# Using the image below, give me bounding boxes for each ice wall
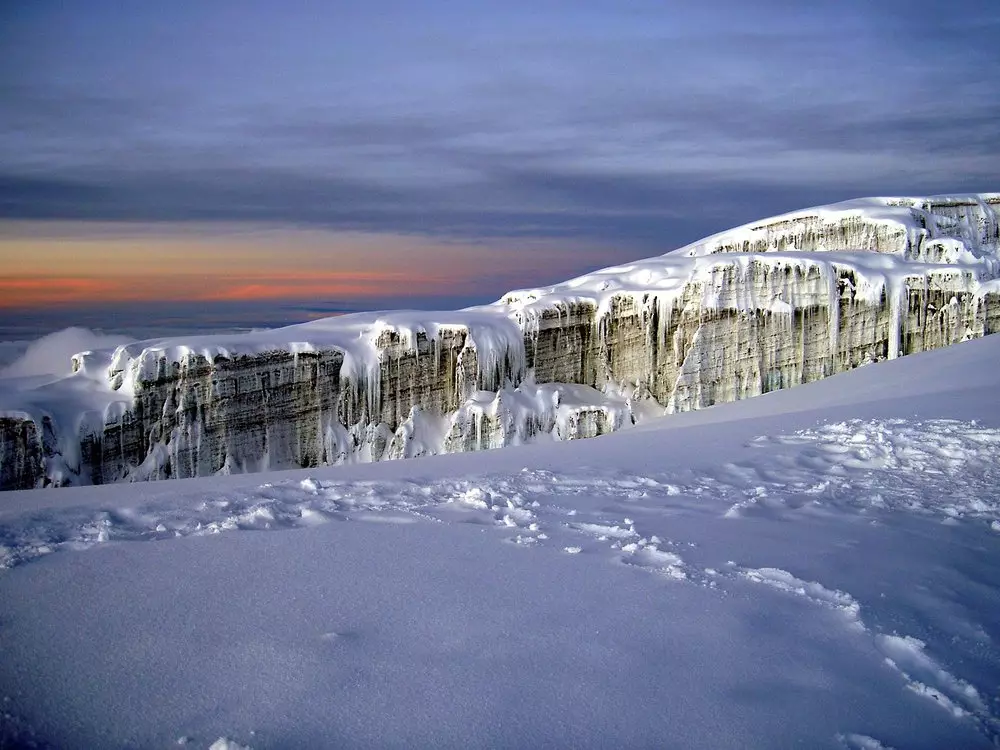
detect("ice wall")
[0,416,43,491]
[683,194,1000,261]
[2,193,999,490]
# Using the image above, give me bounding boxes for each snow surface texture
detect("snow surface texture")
[2,193,1000,489]
[1,335,999,748]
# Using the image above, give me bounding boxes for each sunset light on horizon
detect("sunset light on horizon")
[0,222,616,309]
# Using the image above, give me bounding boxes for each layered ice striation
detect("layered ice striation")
[3,193,1000,489]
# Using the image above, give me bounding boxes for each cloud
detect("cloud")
[1,0,998,256]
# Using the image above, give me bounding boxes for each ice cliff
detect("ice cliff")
[3,193,1000,490]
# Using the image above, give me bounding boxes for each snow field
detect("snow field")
[2,413,998,747]
[7,411,997,574]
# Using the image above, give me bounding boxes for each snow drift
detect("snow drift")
[2,193,999,490]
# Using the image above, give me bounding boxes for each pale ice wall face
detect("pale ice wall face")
[682,194,1000,261]
[2,193,999,490]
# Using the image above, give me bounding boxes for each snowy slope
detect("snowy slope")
[1,335,998,749]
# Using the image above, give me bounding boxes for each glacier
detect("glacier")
[2,192,999,490]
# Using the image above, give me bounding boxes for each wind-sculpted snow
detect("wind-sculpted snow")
[836,736,898,750]
[875,635,992,724]
[730,418,1000,524]
[1,414,998,746]
[3,193,1000,489]
[739,568,863,625]
[7,416,998,570]
[0,469,679,571]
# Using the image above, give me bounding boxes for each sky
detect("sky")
[1,0,998,314]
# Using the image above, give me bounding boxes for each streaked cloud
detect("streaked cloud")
[1,0,997,308]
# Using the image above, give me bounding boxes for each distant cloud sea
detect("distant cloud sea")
[0,293,497,372]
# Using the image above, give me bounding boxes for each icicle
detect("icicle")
[888,278,904,360]
[978,290,987,336]
[921,273,929,333]
[951,294,961,343]
[826,263,839,370]
[798,303,807,384]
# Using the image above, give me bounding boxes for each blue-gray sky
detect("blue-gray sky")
[1,0,998,308]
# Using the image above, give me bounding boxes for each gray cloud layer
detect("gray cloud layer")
[2,0,998,252]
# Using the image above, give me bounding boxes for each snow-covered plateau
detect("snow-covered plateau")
[1,327,999,748]
[2,193,1000,489]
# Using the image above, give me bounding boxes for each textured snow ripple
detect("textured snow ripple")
[836,734,897,750]
[875,634,999,739]
[4,419,996,584]
[620,544,687,579]
[209,739,253,750]
[733,419,1000,523]
[0,470,684,574]
[740,567,862,627]
[738,566,1000,743]
[566,521,638,540]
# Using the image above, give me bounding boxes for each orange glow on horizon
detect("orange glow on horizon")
[0,221,617,309]
[201,271,443,302]
[0,277,125,307]
[0,271,457,308]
